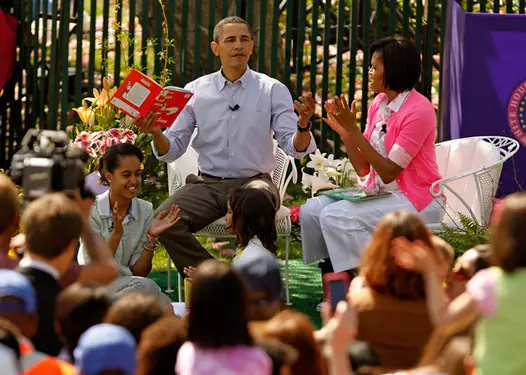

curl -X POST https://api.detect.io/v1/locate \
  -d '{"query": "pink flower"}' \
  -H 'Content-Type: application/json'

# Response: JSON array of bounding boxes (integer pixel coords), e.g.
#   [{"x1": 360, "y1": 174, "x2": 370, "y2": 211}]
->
[
  {"x1": 107, "y1": 128, "x2": 137, "y2": 144},
  {"x1": 290, "y1": 206, "x2": 300, "y2": 224},
  {"x1": 74, "y1": 131, "x2": 104, "y2": 149},
  {"x1": 213, "y1": 241, "x2": 230, "y2": 250},
  {"x1": 74, "y1": 131, "x2": 105, "y2": 157}
]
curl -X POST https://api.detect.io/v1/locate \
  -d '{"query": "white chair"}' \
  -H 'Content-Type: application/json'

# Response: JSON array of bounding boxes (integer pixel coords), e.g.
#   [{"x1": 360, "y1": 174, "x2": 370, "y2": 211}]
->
[
  {"x1": 165, "y1": 140, "x2": 298, "y2": 305},
  {"x1": 426, "y1": 136, "x2": 519, "y2": 232}
]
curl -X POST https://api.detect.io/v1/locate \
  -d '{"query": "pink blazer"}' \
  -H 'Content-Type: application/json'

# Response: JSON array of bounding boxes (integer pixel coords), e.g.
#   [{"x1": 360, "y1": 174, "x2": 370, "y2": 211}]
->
[{"x1": 363, "y1": 90, "x2": 442, "y2": 212}]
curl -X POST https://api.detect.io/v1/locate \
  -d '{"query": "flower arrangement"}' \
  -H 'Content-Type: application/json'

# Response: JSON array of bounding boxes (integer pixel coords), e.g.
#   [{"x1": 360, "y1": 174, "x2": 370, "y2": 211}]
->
[
  {"x1": 300, "y1": 149, "x2": 359, "y2": 195},
  {"x1": 70, "y1": 77, "x2": 168, "y2": 208}
]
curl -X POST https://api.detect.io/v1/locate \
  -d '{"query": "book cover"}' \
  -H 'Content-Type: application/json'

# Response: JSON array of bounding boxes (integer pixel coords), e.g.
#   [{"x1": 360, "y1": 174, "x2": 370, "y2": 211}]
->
[
  {"x1": 110, "y1": 69, "x2": 193, "y2": 127},
  {"x1": 317, "y1": 187, "x2": 392, "y2": 202}
]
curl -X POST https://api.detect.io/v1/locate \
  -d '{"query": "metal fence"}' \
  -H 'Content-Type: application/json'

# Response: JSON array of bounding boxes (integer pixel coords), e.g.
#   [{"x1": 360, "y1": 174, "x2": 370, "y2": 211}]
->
[{"x1": 1, "y1": 0, "x2": 525, "y2": 169}]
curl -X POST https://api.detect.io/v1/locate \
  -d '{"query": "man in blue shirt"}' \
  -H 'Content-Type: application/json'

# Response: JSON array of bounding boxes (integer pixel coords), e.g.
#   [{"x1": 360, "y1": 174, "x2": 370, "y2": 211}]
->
[{"x1": 137, "y1": 16, "x2": 316, "y2": 275}]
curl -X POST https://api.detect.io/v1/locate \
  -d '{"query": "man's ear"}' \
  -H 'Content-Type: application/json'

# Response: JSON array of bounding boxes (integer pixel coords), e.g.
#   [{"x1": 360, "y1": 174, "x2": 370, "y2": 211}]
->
[{"x1": 210, "y1": 41, "x2": 220, "y2": 57}]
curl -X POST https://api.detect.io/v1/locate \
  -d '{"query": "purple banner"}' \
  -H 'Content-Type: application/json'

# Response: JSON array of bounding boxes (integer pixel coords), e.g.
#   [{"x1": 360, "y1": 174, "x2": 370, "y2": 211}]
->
[{"x1": 440, "y1": 0, "x2": 526, "y2": 196}]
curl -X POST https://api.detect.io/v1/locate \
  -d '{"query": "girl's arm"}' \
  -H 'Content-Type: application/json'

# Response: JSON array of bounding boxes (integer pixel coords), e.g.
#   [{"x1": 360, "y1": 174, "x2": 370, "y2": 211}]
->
[
  {"x1": 421, "y1": 264, "x2": 479, "y2": 333},
  {"x1": 130, "y1": 238, "x2": 156, "y2": 277},
  {"x1": 392, "y1": 238, "x2": 481, "y2": 334},
  {"x1": 130, "y1": 204, "x2": 180, "y2": 277}
]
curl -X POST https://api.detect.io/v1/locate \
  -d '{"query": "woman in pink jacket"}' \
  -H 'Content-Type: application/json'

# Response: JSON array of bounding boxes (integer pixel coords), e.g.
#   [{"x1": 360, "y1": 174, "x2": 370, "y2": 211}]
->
[{"x1": 300, "y1": 37, "x2": 445, "y2": 281}]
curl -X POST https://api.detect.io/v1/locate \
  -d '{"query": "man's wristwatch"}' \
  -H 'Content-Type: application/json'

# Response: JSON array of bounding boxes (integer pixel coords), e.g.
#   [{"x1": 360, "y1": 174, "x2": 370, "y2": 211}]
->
[{"x1": 297, "y1": 120, "x2": 312, "y2": 132}]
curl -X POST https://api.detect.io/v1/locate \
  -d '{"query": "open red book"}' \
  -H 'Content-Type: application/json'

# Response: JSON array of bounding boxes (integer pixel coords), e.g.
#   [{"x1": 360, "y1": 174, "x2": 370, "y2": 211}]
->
[{"x1": 110, "y1": 69, "x2": 193, "y2": 127}]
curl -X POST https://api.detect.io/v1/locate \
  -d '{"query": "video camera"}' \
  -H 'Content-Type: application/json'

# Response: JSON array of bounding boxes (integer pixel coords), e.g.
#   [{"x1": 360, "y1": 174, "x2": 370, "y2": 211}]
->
[{"x1": 8, "y1": 129, "x2": 94, "y2": 201}]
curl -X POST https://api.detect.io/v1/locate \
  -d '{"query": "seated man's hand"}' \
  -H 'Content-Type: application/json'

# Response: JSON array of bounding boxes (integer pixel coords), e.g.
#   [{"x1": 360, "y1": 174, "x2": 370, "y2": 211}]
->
[{"x1": 135, "y1": 112, "x2": 161, "y2": 135}]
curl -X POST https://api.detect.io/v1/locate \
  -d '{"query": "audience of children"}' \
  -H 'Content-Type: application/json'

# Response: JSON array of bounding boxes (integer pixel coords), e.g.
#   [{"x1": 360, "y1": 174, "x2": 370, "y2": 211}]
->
[{"x1": 1, "y1": 146, "x2": 526, "y2": 375}]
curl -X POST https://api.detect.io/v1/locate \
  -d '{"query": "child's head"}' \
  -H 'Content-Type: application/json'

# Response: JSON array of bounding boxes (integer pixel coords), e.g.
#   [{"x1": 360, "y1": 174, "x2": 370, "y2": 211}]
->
[
  {"x1": 261, "y1": 310, "x2": 327, "y2": 375},
  {"x1": 99, "y1": 143, "x2": 143, "y2": 199},
  {"x1": 0, "y1": 270, "x2": 38, "y2": 339},
  {"x1": 104, "y1": 292, "x2": 165, "y2": 344},
  {"x1": 446, "y1": 245, "x2": 495, "y2": 300},
  {"x1": 74, "y1": 323, "x2": 137, "y2": 375},
  {"x1": 226, "y1": 180, "x2": 278, "y2": 253},
  {"x1": 361, "y1": 210, "x2": 445, "y2": 300},
  {"x1": 233, "y1": 250, "x2": 283, "y2": 321},
  {"x1": 188, "y1": 260, "x2": 253, "y2": 348},
  {"x1": 136, "y1": 316, "x2": 188, "y2": 375},
  {"x1": 22, "y1": 193, "x2": 83, "y2": 273},
  {"x1": 432, "y1": 236, "x2": 454, "y2": 266},
  {"x1": 55, "y1": 283, "x2": 112, "y2": 357},
  {"x1": 256, "y1": 337, "x2": 298, "y2": 375},
  {"x1": 0, "y1": 173, "x2": 19, "y2": 239},
  {"x1": 432, "y1": 236, "x2": 455, "y2": 280},
  {"x1": 491, "y1": 192, "x2": 526, "y2": 272}
]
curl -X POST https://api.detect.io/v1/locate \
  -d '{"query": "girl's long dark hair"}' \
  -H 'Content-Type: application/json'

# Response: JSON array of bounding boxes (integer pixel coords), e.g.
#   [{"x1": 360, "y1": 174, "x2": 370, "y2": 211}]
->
[{"x1": 229, "y1": 181, "x2": 278, "y2": 253}]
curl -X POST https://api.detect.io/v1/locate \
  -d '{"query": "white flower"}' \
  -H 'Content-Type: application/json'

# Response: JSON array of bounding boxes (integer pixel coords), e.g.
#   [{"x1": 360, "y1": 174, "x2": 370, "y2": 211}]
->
[
  {"x1": 325, "y1": 168, "x2": 342, "y2": 178},
  {"x1": 306, "y1": 149, "x2": 326, "y2": 170},
  {"x1": 323, "y1": 154, "x2": 342, "y2": 169},
  {"x1": 317, "y1": 168, "x2": 331, "y2": 182},
  {"x1": 301, "y1": 168, "x2": 314, "y2": 192}
]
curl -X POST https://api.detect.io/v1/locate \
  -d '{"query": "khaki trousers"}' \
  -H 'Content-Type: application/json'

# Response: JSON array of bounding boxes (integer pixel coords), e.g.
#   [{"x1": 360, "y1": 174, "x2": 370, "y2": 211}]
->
[{"x1": 155, "y1": 173, "x2": 278, "y2": 276}]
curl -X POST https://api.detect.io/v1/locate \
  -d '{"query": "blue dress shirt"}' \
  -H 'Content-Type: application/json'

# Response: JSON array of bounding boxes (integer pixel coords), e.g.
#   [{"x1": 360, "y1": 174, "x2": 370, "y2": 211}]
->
[{"x1": 152, "y1": 67, "x2": 316, "y2": 178}]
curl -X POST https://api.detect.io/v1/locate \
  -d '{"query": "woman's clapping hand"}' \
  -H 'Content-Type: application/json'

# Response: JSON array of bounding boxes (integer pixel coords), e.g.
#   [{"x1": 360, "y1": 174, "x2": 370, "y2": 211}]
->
[{"x1": 323, "y1": 95, "x2": 360, "y2": 138}]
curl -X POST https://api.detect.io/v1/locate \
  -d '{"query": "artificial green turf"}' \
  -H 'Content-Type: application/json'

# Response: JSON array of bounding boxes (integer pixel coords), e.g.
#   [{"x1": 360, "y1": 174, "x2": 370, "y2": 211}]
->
[{"x1": 149, "y1": 259, "x2": 323, "y2": 328}]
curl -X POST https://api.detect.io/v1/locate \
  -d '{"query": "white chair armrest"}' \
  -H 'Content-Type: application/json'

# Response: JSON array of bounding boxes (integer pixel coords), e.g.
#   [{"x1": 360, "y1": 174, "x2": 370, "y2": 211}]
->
[
  {"x1": 280, "y1": 156, "x2": 298, "y2": 201},
  {"x1": 430, "y1": 162, "x2": 504, "y2": 198}
]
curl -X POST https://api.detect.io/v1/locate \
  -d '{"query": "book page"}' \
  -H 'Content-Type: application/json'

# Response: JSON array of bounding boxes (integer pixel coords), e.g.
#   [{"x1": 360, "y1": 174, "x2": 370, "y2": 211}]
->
[
  {"x1": 150, "y1": 87, "x2": 193, "y2": 127},
  {"x1": 122, "y1": 82, "x2": 151, "y2": 107}
]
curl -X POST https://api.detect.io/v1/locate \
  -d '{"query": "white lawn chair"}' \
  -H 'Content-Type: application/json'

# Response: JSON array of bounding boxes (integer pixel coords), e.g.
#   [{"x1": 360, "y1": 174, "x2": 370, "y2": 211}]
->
[
  {"x1": 426, "y1": 136, "x2": 519, "y2": 232},
  {"x1": 165, "y1": 139, "x2": 298, "y2": 305}
]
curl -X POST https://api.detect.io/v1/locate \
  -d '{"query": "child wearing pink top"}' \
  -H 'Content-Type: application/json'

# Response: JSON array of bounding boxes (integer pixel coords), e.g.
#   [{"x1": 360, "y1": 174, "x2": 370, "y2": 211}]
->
[
  {"x1": 300, "y1": 37, "x2": 445, "y2": 277},
  {"x1": 175, "y1": 260, "x2": 271, "y2": 375}
]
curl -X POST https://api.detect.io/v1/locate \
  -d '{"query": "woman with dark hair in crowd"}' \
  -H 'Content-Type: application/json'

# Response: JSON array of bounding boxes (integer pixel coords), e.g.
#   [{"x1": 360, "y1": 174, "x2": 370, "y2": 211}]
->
[
  {"x1": 177, "y1": 260, "x2": 271, "y2": 375},
  {"x1": 300, "y1": 36, "x2": 445, "y2": 280},
  {"x1": 348, "y1": 211, "x2": 448, "y2": 370},
  {"x1": 78, "y1": 143, "x2": 179, "y2": 304}
]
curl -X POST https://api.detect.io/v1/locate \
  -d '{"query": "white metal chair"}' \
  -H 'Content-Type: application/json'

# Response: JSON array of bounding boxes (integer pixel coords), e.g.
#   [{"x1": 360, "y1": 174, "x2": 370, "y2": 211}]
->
[
  {"x1": 165, "y1": 139, "x2": 298, "y2": 305},
  {"x1": 426, "y1": 136, "x2": 519, "y2": 232}
]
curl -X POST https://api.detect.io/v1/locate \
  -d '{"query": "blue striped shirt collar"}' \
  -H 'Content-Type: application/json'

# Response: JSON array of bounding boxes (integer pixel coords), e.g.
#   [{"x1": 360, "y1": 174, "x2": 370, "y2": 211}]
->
[{"x1": 216, "y1": 67, "x2": 252, "y2": 91}]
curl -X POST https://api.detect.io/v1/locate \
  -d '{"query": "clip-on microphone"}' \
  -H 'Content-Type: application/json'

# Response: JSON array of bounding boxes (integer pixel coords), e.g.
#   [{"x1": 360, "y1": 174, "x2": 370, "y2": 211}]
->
[{"x1": 229, "y1": 104, "x2": 240, "y2": 111}]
